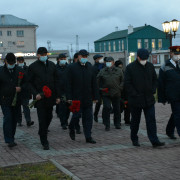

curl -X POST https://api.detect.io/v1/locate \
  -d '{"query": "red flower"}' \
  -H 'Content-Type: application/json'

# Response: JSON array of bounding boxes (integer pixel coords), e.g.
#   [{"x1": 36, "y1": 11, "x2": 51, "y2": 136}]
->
[
  {"x1": 69, "y1": 100, "x2": 81, "y2": 112},
  {"x1": 18, "y1": 72, "x2": 24, "y2": 79},
  {"x1": 102, "y1": 88, "x2": 108, "y2": 93},
  {"x1": 43, "y1": 86, "x2": 52, "y2": 98}
]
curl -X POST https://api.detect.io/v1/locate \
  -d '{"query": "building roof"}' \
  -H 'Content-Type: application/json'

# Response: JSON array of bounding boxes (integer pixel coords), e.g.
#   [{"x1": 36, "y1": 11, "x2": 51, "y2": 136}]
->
[
  {"x1": 94, "y1": 25, "x2": 146, "y2": 42},
  {"x1": 0, "y1": 14, "x2": 38, "y2": 27}
]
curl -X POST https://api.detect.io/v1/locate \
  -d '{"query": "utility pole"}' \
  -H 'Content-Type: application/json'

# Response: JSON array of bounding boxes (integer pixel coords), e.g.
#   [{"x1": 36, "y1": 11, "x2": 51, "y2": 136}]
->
[
  {"x1": 70, "y1": 43, "x2": 73, "y2": 59},
  {"x1": 76, "y1": 35, "x2": 79, "y2": 52},
  {"x1": 88, "y1": 43, "x2": 89, "y2": 52},
  {"x1": 47, "y1": 40, "x2": 51, "y2": 51}
]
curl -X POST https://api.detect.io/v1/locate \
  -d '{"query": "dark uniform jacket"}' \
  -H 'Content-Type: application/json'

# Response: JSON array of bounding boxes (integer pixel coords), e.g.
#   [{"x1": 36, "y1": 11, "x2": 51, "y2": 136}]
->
[
  {"x1": 97, "y1": 66, "x2": 123, "y2": 97},
  {"x1": 28, "y1": 59, "x2": 60, "y2": 108},
  {"x1": 124, "y1": 59, "x2": 157, "y2": 108},
  {"x1": 0, "y1": 64, "x2": 27, "y2": 106},
  {"x1": 158, "y1": 59, "x2": 180, "y2": 103},
  {"x1": 93, "y1": 63, "x2": 105, "y2": 77},
  {"x1": 66, "y1": 62, "x2": 99, "y2": 107},
  {"x1": 56, "y1": 63, "x2": 68, "y2": 96},
  {"x1": 19, "y1": 65, "x2": 31, "y2": 100}
]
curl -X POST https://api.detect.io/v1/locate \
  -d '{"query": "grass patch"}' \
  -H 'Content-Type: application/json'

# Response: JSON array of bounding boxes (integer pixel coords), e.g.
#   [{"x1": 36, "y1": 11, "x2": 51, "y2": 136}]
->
[{"x1": 0, "y1": 161, "x2": 72, "y2": 180}]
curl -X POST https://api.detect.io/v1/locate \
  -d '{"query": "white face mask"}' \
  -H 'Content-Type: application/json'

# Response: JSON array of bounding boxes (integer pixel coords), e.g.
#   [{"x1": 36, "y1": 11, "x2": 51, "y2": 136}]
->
[
  {"x1": 172, "y1": 55, "x2": 180, "y2": 62},
  {"x1": 99, "y1": 58, "x2": 104, "y2": 64},
  {"x1": 140, "y1": 60, "x2": 147, "y2": 66}
]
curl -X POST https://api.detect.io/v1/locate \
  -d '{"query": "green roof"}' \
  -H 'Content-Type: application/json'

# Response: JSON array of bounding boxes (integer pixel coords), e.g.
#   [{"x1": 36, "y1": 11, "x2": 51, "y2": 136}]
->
[{"x1": 94, "y1": 26, "x2": 145, "y2": 42}]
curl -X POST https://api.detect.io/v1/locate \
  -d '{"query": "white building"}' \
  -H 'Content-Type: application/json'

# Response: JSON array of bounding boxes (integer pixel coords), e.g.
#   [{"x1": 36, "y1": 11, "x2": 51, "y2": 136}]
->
[{"x1": 0, "y1": 14, "x2": 38, "y2": 59}]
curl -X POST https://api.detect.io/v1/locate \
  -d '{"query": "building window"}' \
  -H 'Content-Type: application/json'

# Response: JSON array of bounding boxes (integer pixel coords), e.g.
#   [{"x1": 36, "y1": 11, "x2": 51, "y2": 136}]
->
[
  {"x1": 122, "y1": 40, "x2": 124, "y2": 51},
  {"x1": 137, "y1": 39, "x2": 142, "y2": 49},
  {"x1": 0, "y1": 31, "x2": 2, "y2": 36},
  {"x1": 113, "y1": 41, "x2": 116, "y2": 51},
  {"x1": 144, "y1": 39, "x2": 148, "y2": 49},
  {"x1": 158, "y1": 39, "x2": 162, "y2": 49},
  {"x1": 17, "y1": 41, "x2": 24, "y2": 47},
  {"x1": 99, "y1": 43, "x2": 101, "y2": 52},
  {"x1": 0, "y1": 41, "x2": 3, "y2": 47},
  {"x1": 7, "y1": 31, "x2": 12, "y2": 36},
  {"x1": 104, "y1": 43, "x2": 106, "y2": 51},
  {"x1": 17, "y1": 30, "x2": 24, "y2": 37},
  {"x1": 151, "y1": 54, "x2": 160, "y2": 64},
  {"x1": 109, "y1": 42, "x2": 111, "y2": 51},
  {"x1": 8, "y1": 41, "x2": 14, "y2": 47},
  {"x1": 152, "y1": 39, "x2": 155, "y2": 50},
  {"x1": 119, "y1": 41, "x2": 121, "y2": 51}
]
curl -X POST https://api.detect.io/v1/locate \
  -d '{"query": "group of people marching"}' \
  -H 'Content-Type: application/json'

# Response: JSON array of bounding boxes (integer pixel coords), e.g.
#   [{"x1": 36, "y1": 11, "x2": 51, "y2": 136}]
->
[{"x1": 0, "y1": 45, "x2": 180, "y2": 150}]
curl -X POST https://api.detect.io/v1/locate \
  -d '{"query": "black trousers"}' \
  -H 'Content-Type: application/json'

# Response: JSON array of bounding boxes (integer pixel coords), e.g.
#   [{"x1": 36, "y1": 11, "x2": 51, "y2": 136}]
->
[
  {"x1": 94, "y1": 92, "x2": 102, "y2": 116},
  {"x1": 58, "y1": 102, "x2": 70, "y2": 127},
  {"x1": 166, "y1": 113, "x2": 175, "y2": 136},
  {"x1": 69, "y1": 106, "x2": 93, "y2": 138},
  {"x1": 37, "y1": 106, "x2": 53, "y2": 145},
  {"x1": 102, "y1": 96, "x2": 121, "y2": 128},
  {"x1": 130, "y1": 105, "x2": 159, "y2": 144}
]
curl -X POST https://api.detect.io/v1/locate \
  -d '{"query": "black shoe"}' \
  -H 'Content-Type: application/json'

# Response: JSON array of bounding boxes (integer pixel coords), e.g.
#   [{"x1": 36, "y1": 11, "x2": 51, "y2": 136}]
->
[
  {"x1": 115, "y1": 126, "x2": 121, "y2": 129},
  {"x1": 18, "y1": 123, "x2": 22, "y2": 127},
  {"x1": 152, "y1": 141, "x2": 165, "y2": 148},
  {"x1": 27, "y1": 121, "x2": 34, "y2": 127},
  {"x1": 105, "y1": 126, "x2": 110, "y2": 131},
  {"x1": 125, "y1": 121, "x2": 131, "y2": 126},
  {"x1": 69, "y1": 130, "x2": 75, "y2": 140},
  {"x1": 94, "y1": 115, "x2": 98, "y2": 122},
  {"x1": 62, "y1": 125, "x2": 67, "y2": 130},
  {"x1": 43, "y1": 144, "x2": 49, "y2": 150},
  {"x1": 166, "y1": 134, "x2": 177, "y2": 140},
  {"x1": 132, "y1": 141, "x2": 140, "y2": 147},
  {"x1": 76, "y1": 129, "x2": 81, "y2": 134},
  {"x1": 86, "y1": 137, "x2": 96, "y2": 144},
  {"x1": 8, "y1": 142, "x2": 17, "y2": 148}
]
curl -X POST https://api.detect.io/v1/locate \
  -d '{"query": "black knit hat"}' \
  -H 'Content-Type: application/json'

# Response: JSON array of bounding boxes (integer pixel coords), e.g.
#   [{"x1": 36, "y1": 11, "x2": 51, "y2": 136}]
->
[
  {"x1": 115, "y1": 60, "x2": 123, "y2": 67},
  {"x1": 17, "y1": 56, "x2": 24, "y2": 62},
  {"x1": 37, "y1": 47, "x2": 48, "y2": 55},
  {"x1": 5, "y1": 53, "x2": 16, "y2": 64}
]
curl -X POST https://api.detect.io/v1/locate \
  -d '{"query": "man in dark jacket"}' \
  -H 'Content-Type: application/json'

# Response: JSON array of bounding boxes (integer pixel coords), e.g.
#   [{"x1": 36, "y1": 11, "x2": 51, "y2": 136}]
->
[
  {"x1": 17, "y1": 56, "x2": 34, "y2": 127},
  {"x1": 158, "y1": 46, "x2": 180, "y2": 139},
  {"x1": 97, "y1": 57, "x2": 123, "y2": 131},
  {"x1": 56, "y1": 53, "x2": 70, "y2": 130},
  {"x1": 115, "y1": 59, "x2": 131, "y2": 125},
  {"x1": 92, "y1": 54, "x2": 105, "y2": 122},
  {"x1": 28, "y1": 47, "x2": 60, "y2": 150},
  {"x1": 0, "y1": 53, "x2": 27, "y2": 147},
  {"x1": 66, "y1": 49, "x2": 99, "y2": 143},
  {"x1": 125, "y1": 48, "x2": 165, "y2": 147}
]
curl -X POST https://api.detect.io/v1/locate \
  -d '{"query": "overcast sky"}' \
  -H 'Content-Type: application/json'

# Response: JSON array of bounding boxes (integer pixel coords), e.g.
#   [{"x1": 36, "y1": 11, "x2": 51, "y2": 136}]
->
[{"x1": 1, "y1": 0, "x2": 180, "y2": 54}]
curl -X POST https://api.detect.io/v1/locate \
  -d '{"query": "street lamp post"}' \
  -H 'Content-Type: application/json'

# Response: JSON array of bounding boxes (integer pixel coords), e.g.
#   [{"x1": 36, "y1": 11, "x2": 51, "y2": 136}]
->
[{"x1": 162, "y1": 19, "x2": 179, "y2": 46}]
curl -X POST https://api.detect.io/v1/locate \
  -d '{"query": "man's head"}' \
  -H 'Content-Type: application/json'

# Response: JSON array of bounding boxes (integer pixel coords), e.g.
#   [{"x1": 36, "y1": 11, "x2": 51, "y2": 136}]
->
[
  {"x1": 169, "y1": 46, "x2": 180, "y2": 62},
  {"x1": 78, "y1": 49, "x2": 89, "y2": 64},
  {"x1": 17, "y1": 56, "x2": 25, "y2": 67},
  {"x1": 37, "y1": 47, "x2": 48, "y2": 62},
  {"x1": 105, "y1": 56, "x2": 114, "y2": 68},
  {"x1": 5, "y1": 53, "x2": 16, "y2": 69},
  {"x1": 73, "y1": 52, "x2": 79, "y2": 63},
  {"x1": 115, "y1": 59, "x2": 123, "y2": 68},
  {"x1": 93, "y1": 54, "x2": 104, "y2": 63},
  {"x1": 137, "y1": 48, "x2": 149, "y2": 66},
  {"x1": 57, "y1": 53, "x2": 67, "y2": 65}
]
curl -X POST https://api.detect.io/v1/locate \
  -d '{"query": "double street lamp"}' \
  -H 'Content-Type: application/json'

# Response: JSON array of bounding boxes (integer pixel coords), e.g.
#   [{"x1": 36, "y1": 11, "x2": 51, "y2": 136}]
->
[{"x1": 162, "y1": 19, "x2": 179, "y2": 46}]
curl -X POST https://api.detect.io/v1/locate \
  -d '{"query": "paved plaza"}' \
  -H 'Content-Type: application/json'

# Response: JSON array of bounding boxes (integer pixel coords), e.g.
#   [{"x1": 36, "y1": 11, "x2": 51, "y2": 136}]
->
[{"x1": 0, "y1": 103, "x2": 180, "y2": 180}]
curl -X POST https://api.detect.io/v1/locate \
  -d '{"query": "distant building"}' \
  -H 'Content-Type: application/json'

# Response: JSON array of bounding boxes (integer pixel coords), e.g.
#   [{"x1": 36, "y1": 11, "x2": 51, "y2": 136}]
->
[
  {"x1": 94, "y1": 24, "x2": 170, "y2": 66},
  {"x1": 0, "y1": 14, "x2": 38, "y2": 59}
]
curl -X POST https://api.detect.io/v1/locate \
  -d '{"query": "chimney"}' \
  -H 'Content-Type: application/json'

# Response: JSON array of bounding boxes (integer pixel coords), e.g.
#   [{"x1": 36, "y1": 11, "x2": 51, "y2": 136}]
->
[
  {"x1": 115, "y1": 26, "x2": 118, "y2": 31},
  {"x1": 128, "y1": 24, "x2": 133, "y2": 34},
  {"x1": 1, "y1": 15, "x2": 5, "y2": 25}
]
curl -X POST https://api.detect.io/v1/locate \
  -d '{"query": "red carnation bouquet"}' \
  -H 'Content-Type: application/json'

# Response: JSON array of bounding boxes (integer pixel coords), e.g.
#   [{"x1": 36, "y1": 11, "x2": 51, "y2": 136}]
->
[
  {"x1": 28, "y1": 86, "x2": 52, "y2": 108},
  {"x1": 69, "y1": 100, "x2": 81, "y2": 113},
  {"x1": 100, "y1": 88, "x2": 109, "y2": 93},
  {"x1": 12, "y1": 72, "x2": 24, "y2": 106}
]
